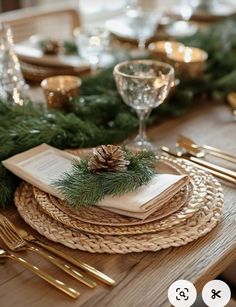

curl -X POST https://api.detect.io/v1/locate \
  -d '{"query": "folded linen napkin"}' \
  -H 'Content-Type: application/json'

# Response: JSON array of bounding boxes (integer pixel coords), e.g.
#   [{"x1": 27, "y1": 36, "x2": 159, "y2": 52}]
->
[
  {"x1": 2, "y1": 144, "x2": 189, "y2": 220},
  {"x1": 97, "y1": 174, "x2": 189, "y2": 219}
]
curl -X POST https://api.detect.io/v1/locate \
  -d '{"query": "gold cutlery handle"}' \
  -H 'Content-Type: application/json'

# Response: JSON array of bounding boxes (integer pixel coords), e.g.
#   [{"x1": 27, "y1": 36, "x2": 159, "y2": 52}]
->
[
  {"x1": 202, "y1": 145, "x2": 236, "y2": 164},
  {"x1": 28, "y1": 246, "x2": 96, "y2": 288},
  {"x1": 33, "y1": 240, "x2": 115, "y2": 286},
  {"x1": 8, "y1": 253, "x2": 80, "y2": 299},
  {"x1": 190, "y1": 156, "x2": 236, "y2": 180},
  {"x1": 188, "y1": 159, "x2": 236, "y2": 184},
  {"x1": 161, "y1": 147, "x2": 236, "y2": 185}
]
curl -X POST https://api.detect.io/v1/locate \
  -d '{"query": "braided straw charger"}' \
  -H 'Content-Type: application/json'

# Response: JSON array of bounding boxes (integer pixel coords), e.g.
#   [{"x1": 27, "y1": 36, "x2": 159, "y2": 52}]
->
[
  {"x1": 32, "y1": 156, "x2": 205, "y2": 233},
  {"x1": 14, "y1": 159, "x2": 224, "y2": 254},
  {"x1": 33, "y1": 186, "x2": 189, "y2": 235},
  {"x1": 53, "y1": 151, "x2": 191, "y2": 227},
  {"x1": 32, "y1": 156, "x2": 210, "y2": 235},
  {"x1": 35, "y1": 157, "x2": 194, "y2": 227}
]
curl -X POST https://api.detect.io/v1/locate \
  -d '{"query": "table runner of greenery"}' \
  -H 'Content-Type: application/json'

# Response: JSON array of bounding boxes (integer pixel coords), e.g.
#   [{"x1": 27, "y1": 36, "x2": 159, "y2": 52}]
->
[{"x1": 0, "y1": 18, "x2": 236, "y2": 207}]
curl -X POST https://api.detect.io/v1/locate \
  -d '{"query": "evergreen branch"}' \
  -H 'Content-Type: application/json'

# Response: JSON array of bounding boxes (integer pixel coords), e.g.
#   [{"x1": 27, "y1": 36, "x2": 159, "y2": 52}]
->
[{"x1": 54, "y1": 150, "x2": 156, "y2": 207}]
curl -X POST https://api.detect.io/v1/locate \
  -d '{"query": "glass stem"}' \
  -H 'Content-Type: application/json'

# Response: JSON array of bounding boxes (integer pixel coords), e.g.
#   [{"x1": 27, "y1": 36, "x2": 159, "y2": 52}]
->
[
  {"x1": 136, "y1": 109, "x2": 151, "y2": 141},
  {"x1": 138, "y1": 39, "x2": 146, "y2": 50},
  {"x1": 90, "y1": 56, "x2": 99, "y2": 75}
]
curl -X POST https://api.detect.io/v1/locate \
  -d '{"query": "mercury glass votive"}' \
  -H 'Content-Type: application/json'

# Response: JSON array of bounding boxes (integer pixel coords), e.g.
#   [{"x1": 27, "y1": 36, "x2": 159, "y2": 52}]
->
[
  {"x1": 41, "y1": 75, "x2": 81, "y2": 110},
  {"x1": 148, "y1": 41, "x2": 184, "y2": 62},
  {"x1": 167, "y1": 46, "x2": 208, "y2": 78}
]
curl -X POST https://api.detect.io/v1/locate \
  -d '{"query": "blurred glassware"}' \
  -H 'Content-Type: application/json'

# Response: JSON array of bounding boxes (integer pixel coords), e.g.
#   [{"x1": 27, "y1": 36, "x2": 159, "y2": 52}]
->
[
  {"x1": 125, "y1": 0, "x2": 161, "y2": 50},
  {"x1": 165, "y1": 0, "x2": 199, "y2": 38},
  {"x1": 0, "y1": 23, "x2": 27, "y2": 105},
  {"x1": 169, "y1": 0, "x2": 200, "y2": 21},
  {"x1": 114, "y1": 60, "x2": 174, "y2": 150},
  {"x1": 74, "y1": 26, "x2": 110, "y2": 73}
]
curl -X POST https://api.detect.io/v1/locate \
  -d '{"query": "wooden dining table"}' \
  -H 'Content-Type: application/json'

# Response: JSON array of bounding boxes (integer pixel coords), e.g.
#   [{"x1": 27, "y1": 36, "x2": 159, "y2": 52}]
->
[{"x1": 0, "y1": 94, "x2": 236, "y2": 307}]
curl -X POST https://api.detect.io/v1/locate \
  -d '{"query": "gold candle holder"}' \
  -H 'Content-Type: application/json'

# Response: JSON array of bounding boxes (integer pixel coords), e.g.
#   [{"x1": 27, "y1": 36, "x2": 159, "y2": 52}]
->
[
  {"x1": 148, "y1": 41, "x2": 184, "y2": 62},
  {"x1": 41, "y1": 75, "x2": 81, "y2": 110},
  {"x1": 167, "y1": 46, "x2": 208, "y2": 79}
]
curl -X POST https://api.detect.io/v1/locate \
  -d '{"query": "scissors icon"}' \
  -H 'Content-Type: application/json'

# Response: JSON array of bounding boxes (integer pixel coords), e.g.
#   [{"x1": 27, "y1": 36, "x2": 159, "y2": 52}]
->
[{"x1": 211, "y1": 289, "x2": 221, "y2": 299}]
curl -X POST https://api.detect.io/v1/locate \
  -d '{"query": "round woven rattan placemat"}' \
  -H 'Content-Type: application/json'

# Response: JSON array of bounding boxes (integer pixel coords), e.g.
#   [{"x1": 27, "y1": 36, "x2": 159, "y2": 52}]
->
[
  {"x1": 34, "y1": 185, "x2": 188, "y2": 235},
  {"x1": 46, "y1": 158, "x2": 191, "y2": 226},
  {"x1": 32, "y1": 157, "x2": 209, "y2": 235},
  {"x1": 45, "y1": 156, "x2": 192, "y2": 226},
  {"x1": 14, "y1": 160, "x2": 224, "y2": 253},
  {"x1": 37, "y1": 158, "x2": 193, "y2": 227},
  {"x1": 33, "y1": 156, "x2": 206, "y2": 231}
]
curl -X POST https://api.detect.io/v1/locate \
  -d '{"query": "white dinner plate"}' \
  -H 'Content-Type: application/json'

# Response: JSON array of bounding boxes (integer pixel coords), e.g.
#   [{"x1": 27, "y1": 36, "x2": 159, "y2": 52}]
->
[
  {"x1": 106, "y1": 16, "x2": 139, "y2": 41},
  {"x1": 15, "y1": 35, "x2": 117, "y2": 69},
  {"x1": 15, "y1": 35, "x2": 90, "y2": 69},
  {"x1": 169, "y1": 1, "x2": 236, "y2": 21},
  {"x1": 166, "y1": 21, "x2": 198, "y2": 38}
]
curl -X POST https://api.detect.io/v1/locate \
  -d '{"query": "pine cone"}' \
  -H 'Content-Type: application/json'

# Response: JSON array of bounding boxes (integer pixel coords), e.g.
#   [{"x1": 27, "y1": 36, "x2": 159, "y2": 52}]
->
[{"x1": 88, "y1": 145, "x2": 130, "y2": 172}]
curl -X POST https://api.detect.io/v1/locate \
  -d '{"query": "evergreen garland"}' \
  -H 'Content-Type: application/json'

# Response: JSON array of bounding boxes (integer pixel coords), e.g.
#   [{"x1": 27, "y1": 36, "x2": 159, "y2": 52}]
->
[
  {"x1": 54, "y1": 150, "x2": 156, "y2": 207},
  {"x1": 0, "y1": 18, "x2": 236, "y2": 207}
]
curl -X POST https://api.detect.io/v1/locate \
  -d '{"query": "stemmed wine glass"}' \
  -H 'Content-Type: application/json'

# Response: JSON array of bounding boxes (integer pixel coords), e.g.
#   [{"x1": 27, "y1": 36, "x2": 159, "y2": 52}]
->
[
  {"x1": 113, "y1": 60, "x2": 174, "y2": 150},
  {"x1": 125, "y1": 2, "x2": 160, "y2": 50},
  {"x1": 74, "y1": 27, "x2": 110, "y2": 73}
]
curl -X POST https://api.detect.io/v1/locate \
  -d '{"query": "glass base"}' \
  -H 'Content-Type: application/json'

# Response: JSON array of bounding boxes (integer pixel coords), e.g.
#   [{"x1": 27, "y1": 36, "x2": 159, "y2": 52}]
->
[{"x1": 124, "y1": 135, "x2": 156, "y2": 152}]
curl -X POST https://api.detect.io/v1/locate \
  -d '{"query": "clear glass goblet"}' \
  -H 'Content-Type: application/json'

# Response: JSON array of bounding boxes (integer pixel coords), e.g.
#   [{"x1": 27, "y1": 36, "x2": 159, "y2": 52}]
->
[
  {"x1": 126, "y1": 6, "x2": 160, "y2": 50},
  {"x1": 113, "y1": 60, "x2": 174, "y2": 151},
  {"x1": 74, "y1": 27, "x2": 110, "y2": 73}
]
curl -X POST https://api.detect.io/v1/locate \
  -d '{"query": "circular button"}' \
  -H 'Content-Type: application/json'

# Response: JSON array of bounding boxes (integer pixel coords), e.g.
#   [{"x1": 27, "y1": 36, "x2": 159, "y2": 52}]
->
[
  {"x1": 202, "y1": 279, "x2": 231, "y2": 307},
  {"x1": 168, "y1": 279, "x2": 197, "y2": 307}
]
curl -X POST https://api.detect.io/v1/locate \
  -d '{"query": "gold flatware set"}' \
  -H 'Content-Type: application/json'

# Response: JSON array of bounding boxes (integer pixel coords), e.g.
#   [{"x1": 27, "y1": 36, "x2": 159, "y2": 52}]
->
[
  {"x1": 0, "y1": 214, "x2": 115, "y2": 299},
  {"x1": 161, "y1": 135, "x2": 236, "y2": 185},
  {"x1": 177, "y1": 135, "x2": 236, "y2": 164}
]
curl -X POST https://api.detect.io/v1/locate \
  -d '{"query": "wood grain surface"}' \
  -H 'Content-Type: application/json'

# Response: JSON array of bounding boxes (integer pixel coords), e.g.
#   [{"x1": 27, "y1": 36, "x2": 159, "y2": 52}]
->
[{"x1": 0, "y1": 100, "x2": 236, "y2": 307}]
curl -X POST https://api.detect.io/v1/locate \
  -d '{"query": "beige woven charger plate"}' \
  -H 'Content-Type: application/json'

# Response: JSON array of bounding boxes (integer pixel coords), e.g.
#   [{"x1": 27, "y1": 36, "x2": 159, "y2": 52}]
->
[
  {"x1": 32, "y1": 156, "x2": 209, "y2": 235},
  {"x1": 36, "y1": 157, "x2": 193, "y2": 227},
  {"x1": 14, "y1": 157, "x2": 224, "y2": 254}
]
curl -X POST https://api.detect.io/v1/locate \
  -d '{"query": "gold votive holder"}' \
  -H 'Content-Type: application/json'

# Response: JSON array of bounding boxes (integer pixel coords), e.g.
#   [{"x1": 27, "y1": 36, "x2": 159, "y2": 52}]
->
[
  {"x1": 167, "y1": 46, "x2": 208, "y2": 79},
  {"x1": 41, "y1": 75, "x2": 81, "y2": 110},
  {"x1": 148, "y1": 41, "x2": 184, "y2": 62}
]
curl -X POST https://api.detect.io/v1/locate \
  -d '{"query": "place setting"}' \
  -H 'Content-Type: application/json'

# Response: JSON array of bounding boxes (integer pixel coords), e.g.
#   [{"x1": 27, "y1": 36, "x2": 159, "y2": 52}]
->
[
  {"x1": 0, "y1": 1, "x2": 236, "y2": 303},
  {"x1": 14, "y1": 24, "x2": 125, "y2": 82},
  {"x1": 0, "y1": 50, "x2": 228, "y2": 254}
]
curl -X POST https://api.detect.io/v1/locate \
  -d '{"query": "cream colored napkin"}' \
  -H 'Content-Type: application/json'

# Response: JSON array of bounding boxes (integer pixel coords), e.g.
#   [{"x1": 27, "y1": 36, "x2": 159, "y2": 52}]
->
[
  {"x1": 2, "y1": 144, "x2": 189, "y2": 220},
  {"x1": 97, "y1": 174, "x2": 189, "y2": 219}
]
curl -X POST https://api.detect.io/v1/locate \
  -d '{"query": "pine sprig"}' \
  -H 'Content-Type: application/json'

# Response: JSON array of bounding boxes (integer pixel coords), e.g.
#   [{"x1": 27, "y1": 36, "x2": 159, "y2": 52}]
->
[{"x1": 54, "y1": 150, "x2": 156, "y2": 207}]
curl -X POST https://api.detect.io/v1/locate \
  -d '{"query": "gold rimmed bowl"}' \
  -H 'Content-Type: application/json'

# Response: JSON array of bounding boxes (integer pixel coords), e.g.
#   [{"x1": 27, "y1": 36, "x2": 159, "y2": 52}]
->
[
  {"x1": 148, "y1": 41, "x2": 184, "y2": 62},
  {"x1": 167, "y1": 46, "x2": 208, "y2": 79}
]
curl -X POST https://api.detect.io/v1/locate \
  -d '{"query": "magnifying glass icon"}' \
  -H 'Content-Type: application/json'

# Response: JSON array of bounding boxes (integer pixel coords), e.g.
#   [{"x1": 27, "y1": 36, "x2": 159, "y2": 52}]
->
[{"x1": 179, "y1": 291, "x2": 186, "y2": 298}]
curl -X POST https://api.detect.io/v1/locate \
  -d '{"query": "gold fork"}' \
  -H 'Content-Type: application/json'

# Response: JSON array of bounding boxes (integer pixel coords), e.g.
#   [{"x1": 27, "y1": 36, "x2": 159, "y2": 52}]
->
[
  {"x1": 0, "y1": 214, "x2": 96, "y2": 288},
  {"x1": 0, "y1": 248, "x2": 80, "y2": 299},
  {"x1": 14, "y1": 225, "x2": 116, "y2": 286}
]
